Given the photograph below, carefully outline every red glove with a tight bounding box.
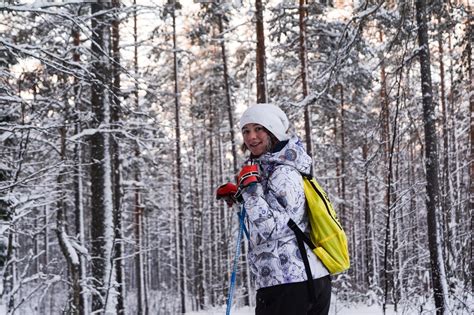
[216,182,238,207]
[237,162,260,188]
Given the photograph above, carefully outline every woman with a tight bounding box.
[217,103,332,315]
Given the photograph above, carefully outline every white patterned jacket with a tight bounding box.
[241,136,329,290]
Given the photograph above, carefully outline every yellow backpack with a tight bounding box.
[288,174,350,275]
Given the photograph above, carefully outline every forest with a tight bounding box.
[0,0,472,314]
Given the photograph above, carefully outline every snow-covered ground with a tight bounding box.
[186,305,397,315]
[186,300,399,315]
[187,299,474,315]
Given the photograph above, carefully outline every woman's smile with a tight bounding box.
[242,123,271,157]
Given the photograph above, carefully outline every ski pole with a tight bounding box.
[225,205,247,315]
[237,209,250,241]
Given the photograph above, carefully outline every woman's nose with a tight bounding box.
[247,130,257,139]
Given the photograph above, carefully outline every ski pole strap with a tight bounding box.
[287,219,317,307]
[226,207,246,315]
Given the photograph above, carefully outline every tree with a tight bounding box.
[89,2,117,312]
[256,0,268,103]
[110,0,125,313]
[415,0,448,313]
[169,1,186,313]
[298,0,313,157]
[0,1,471,313]
[465,2,473,296]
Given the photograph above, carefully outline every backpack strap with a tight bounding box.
[288,219,317,309]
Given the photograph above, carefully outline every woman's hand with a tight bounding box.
[237,161,260,188]
[216,182,238,207]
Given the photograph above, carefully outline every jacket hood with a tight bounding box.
[258,136,312,175]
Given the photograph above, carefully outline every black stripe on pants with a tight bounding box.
[255,275,331,315]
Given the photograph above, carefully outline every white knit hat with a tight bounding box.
[239,103,290,141]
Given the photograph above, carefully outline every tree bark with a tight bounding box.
[339,85,346,228]
[71,24,88,315]
[111,1,125,313]
[436,15,453,274]
[216,12,250,306]
[217,14,238,176]
[90,2,116,312]
[299,0,313,157]
[56,127,83,315]
[415,0,448,313]
[131,1,146,313]
[208,95,217,306]
[255,0,267,103]
[379,27,394,313]
[0,127,13,309]
[466,3,473,296]
[362,142,373,289]
[171,2,186,313]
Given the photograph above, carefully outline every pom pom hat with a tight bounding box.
[239,103,290,141]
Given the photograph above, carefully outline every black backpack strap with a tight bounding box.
[288,219,317,308]
[288,218,316,250]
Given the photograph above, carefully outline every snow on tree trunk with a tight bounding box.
[131,0,146,313]
[466,2,473,297]
[90,2,117,313]
[415,0,449,313]
[0,139,12,305]
[56,125,84,315]
[299,0,313,158]
[72,18,88,315]
[171,2,186,313]
[110,1,125,313]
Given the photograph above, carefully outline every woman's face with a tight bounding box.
[242,123,271,157]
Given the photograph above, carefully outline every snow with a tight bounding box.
[61,229,79,266]
[185,303,398,315]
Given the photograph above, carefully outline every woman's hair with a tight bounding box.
[240,128,279,154]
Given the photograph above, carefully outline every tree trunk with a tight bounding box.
[466,3,473,296]
[339,85,346,228]
[208,96,217,305]
[134,169,145,315]
[216,14,250,305]
[111,1,125,313]
[172,3,186,313]
[255,0,267,103]
[71,23,88,315]
[299,0,313,157]
[190,113,205,310]
[415,0,448,312]
[436,14,454,279]
[217,14,238,176]
[132,1,145,313]
[56,126,83,315]
[362,143,374,289]
[90,2,116,312]
[379,27,394,313]
[0,116,13,308]
[200,130,209,306]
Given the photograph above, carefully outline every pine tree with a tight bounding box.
[89,2,117,312]
[415,0,448,312]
